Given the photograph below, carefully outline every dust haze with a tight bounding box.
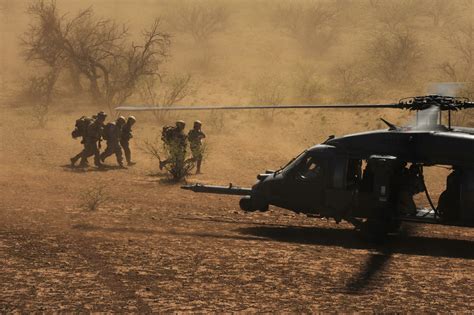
[1,0,473,312]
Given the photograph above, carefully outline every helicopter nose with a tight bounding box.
[240,197,256,212]
[239,196,269,212]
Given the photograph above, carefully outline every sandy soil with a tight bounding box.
[1,101,473,313]
[1,0,473,311]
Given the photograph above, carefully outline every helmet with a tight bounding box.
[128,115,136,123]
[116,116,126,125]
[176,120,185,127]
[194,120,202,126]
[96,111,107,121]
[97,111,107,118]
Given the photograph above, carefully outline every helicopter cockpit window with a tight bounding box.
[297,156,323,180]
[279,150,307,174]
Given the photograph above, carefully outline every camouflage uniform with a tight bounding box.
[70,116,94,166]
[80,113,106,167]
[100,117,125,167]
[120,116,136,166]
[70,144,86,166]
[160,121,187,170]
[187,120,206,174]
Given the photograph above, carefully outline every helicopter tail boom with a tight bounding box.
[181,183,252,196]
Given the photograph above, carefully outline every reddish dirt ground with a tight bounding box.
[1,103,473,312]
[2,0,474,311]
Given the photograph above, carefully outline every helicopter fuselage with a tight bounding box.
[245,127,474,227]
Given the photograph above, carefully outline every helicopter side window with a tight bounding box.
[297,156,323,181]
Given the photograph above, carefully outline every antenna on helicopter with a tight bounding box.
[380,118,398,131]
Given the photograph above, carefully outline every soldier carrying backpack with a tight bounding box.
[161,125,175,145]
[70,115,95,166]
[159,120,188,170]
[78,111,107,168]
[100,116,126,168]
[120,116,137,166]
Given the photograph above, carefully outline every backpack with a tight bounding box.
[161,125,175,144]
[71,116,93,139]
[103,122,115,141]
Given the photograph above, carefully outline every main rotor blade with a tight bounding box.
[115,104,400,111]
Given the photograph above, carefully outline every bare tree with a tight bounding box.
[23,0,171,112]
[21,1,67,127]
[67,63,83,94]
[272,0,339,53]
[367,29,422,85]
[439,20,473,82]
[332,63,374,103]
[23,74,57,127]
[63,11,171,111]
[138,74,193,122]
[250,74,285,121]
[22,0,65,100]
[291,64,324,104]
[369,0,423,31]
[170,0,229,43]
[251,74,285,106]
[424,0,458,27]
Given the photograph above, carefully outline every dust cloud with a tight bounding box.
[0,0,473,312]
[2,0,473,185]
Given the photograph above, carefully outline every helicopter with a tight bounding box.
[116,94,474,238]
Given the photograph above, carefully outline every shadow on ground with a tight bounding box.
[61,164,128,172]
[237,225,474,259]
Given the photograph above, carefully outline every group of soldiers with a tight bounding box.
[70,113,206,173]
[160,120,206,174]
[70,111,136,168]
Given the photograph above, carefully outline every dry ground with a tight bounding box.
[1,101,473,313]
[2,0,473,312]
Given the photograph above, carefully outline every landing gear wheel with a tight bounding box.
[360,217,398,243]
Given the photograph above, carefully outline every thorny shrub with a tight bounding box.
[79,184,110,211]
[143,138,202,182]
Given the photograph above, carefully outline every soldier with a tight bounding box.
[70,115,97,166]
[100,116,126,168]
[187,120,206,174]
[160,120,187,170]
[438,168,461,221]
[397,164,424,215]
[79,111,107,168]
[120,116,136,166]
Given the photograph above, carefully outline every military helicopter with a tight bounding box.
[117,93,474,238]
